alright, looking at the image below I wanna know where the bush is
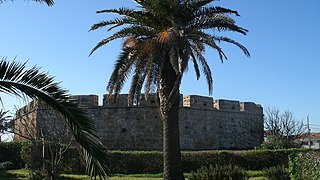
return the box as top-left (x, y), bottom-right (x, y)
top-left (20, 141), bottom-right (86, 176)
top-left (189, 165), bottom-right (246, 180)
top-left (106, 151), bottom-right (163, 174)
top-left (258, 135), bottom-right (301, 150)
top-left (181, 149), bottom-right (307, 172)
top-left (2, 142), bottom-right (320, 174)
top-left (0, 142), bottom-right (25, 169)
top-left (289, 151), bottom-right (320, 180)
top-left (0, 161), bottom-right (14, 170)
top-left (20, 141), bottom-right (42, 171)
top-left (262, 165), bottom-right (289, 180)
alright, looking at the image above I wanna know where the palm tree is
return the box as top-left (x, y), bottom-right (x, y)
top-left (0, 59), bottom-right (108, 179)
top-left (0, 0), bottom-right (54, 6)
top-left (90, 0), bottom-right (250, 179)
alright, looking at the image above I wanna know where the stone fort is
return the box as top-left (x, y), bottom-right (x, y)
top-left (15, 94), bottom-right (264, 150)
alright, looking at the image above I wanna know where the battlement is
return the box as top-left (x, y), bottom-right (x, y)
top-left (71, 95), bottom-right (98, 108)
top-left (240, 102), bottom-right (263, 114)
top-left (214, 99), bottom-right (240, 112)
top-left (183, 95), bottom-right (213, 110)
top-left (68, 94), bottom-right (262, 114)
top-left (16, 93), bottom-right (264, 150)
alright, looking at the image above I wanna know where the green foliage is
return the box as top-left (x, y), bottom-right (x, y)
top-left (0, 59), bottom-right (109, 178)
top-left (0, 161), bottom-right (14, 170)
top-left (107, 151), bottom-right (163, 174)
top-left (182, 149), bottom-right (297, 171)
top-left (288, 152), bottom-right (301, 180)
top-left (189, 165), bottom-right (247, 180)
top-left (2, 142), bottom-right (320, 175)
top-left (107, 149), bottom-right (313, 173)
top-left (20, 141), bottom-right (86, 176)
top-left (262, 166), bottom-right (289, 180)
top-left (0, 142), bottom-right (25, 169)
top-left (0, 0), bottom-right (54, 6)
top-left (258, 135), bottom-right (301, 150)
top-left (289, 151), bottom-right (320, 180)
top-left (20, 141), bottom-right (43, 171)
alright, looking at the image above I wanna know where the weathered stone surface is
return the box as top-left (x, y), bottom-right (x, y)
top-left (14, 94), bottom-right (264, 150)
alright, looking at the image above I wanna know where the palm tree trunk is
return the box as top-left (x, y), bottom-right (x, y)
top-left (159, 61), bottom-right (184, 180)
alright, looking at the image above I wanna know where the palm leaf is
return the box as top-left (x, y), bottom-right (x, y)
top-left (0, 59), bottom-right (108, 179)
top-left (89, 26), bottom-right (154, 56)
top-left (0, 0), bottom-right (54, 6)
top-left (215, 36), bottom-right (251, 57)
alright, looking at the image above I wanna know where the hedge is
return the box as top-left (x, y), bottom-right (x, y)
top-left (0, 141), bottom-right (25, 169)
top-left (106, 149), bottom-right (318, 173)
top-left (1, 142), bottom-right (319, 174)
top-left (106, 151), bottom-right (162, 174)
top-left (289, 151), bottom-right (320, 180)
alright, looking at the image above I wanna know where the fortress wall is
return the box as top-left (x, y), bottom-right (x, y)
top-left (15, 94), bottom-right (264, 150)
top-left (216, 111), bottom-right (263, 149)
top-left (87, 107), bottom-right (220, 150)
top-left (179, 108), bottom-right (219, 149)
top-left (87, 107), bottom-right (162, 150)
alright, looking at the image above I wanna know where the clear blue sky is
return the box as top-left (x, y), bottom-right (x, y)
top-left (1, 0), bottom-right (320, 132)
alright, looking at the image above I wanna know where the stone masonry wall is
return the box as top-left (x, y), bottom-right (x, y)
top-left (15, 94), bottom-right (264, 150)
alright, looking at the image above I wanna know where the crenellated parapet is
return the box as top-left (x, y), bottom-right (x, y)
top-left (102, 94), bottom-right (129, 107)
top-left (240, 102), bottom-right (263, 114)
top-left (17, 93), bottom-right (263, 150)
top-left (71, 95), bottom-right (99, 108)
top-left (70, 94), bottom-right (262, 115)
top-left (183, 95), bottom-right (214, 110)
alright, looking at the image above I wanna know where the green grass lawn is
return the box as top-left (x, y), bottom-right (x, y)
top-left (0, 169), bottom-right (266, 179)
top-left (0, 170), bottom-right (163, 180)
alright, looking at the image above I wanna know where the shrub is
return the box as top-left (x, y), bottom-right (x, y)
top-left (289, 151), bottom-right (320, 180)
top-left (0, 141), bottom-right (25, 169)
top-left (0, 161), bottom-right (14, 170)
top-left (107, 151), bottom-right (163, 174)
top-left (258, 135), bottom-right (301, 150)
top-left (189, 165), bottom-right (246, 180)
top-left (20, 141), bottom-right (43, 171)
top-left (2, 141), bottom-right (320, 174)
top-left (262, 165), bottom-right (289, 180)
top-left (181, 149), bottom-right (304, 172)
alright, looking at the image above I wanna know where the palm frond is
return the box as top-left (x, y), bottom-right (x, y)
top-left (188, 12), bottom-right (248, 35)
top-left (97, 7), bottom-right (136, 16)
top-left (0, 0), bottom-right (54, 6)
top-left (215, 36), bottom-right (251, 57)
top-left (106, 48), bottom-right (134, 101)
top-left (188, 48), bottom-right (201, 80)
top-left (128, 62), bottom-right (146, 105)
top-left (189, 31), bottom-right (228, 62)
top-left (144, 62), bottom-right (158, 96)
top-left (195, 6), bottom-right (240, 17)
top-left (187, 0), bottom-right (214, 9)
top-left (89, 26), bottom-right (154, 56)
top-left (190, 48), bottom-right (213, 95)
top-left (0, 59), bottom-right (108, 179)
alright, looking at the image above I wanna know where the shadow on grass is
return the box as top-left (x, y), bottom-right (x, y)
top-left (0, 169), bottom-right (28, 179)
